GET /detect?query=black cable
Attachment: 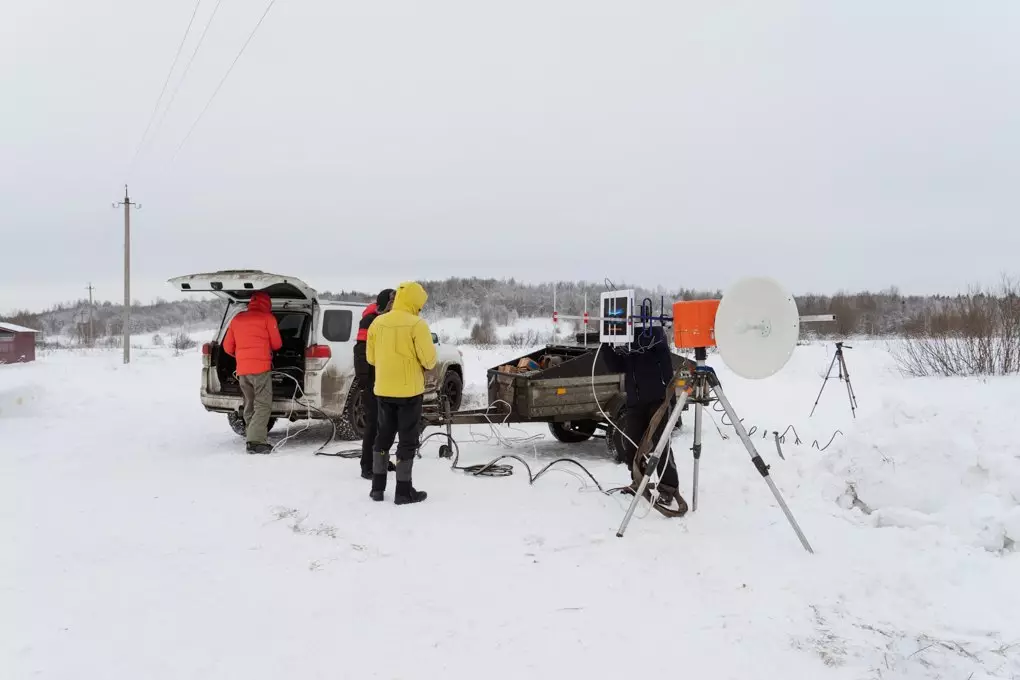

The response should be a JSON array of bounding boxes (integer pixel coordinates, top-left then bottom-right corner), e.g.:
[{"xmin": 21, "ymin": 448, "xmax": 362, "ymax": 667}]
[
  {"xmin": 128, "ymin": 0, "xmax": 204, "ymax": 172},
  {"xmin": 711, "ymin": 402, "xmax": 844, "ymax": 451},
  {"xmin": 418, "ymin": 428, "xmax": 630, "ymax": 495},
  {"xmin": 172, "ymin": 0, "xmax": 279, "ymax": 161},
  {"xmin": 812, "ymin": 430, "xmax": 844, "ymax": 451},
  {"xmin": 144, "ymin": 0, "xmax": 226, "ymax": 156}
]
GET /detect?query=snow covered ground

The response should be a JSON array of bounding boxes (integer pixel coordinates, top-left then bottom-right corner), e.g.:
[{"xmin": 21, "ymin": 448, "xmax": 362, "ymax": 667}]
[{"xmin": 2, "ymin": 336, "xmax": 1019, "ymax": 679}]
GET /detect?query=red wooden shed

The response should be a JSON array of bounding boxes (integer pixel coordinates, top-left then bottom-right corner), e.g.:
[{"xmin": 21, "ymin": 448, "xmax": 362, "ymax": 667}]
[{"xmin": 0, "ymin": 322, "xmax": 41, "ymax": 363}]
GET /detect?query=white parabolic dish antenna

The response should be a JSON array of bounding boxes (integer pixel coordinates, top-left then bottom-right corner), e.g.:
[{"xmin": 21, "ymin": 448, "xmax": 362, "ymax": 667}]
[{"xmin": 714, "ymin": 277, "xmax": 800, "ymax": 380}]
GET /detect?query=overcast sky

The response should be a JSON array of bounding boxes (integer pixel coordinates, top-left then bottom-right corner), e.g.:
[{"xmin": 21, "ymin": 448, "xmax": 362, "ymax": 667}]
[{"xmin": 2, "ymin": 0, "xmax": 1018, "ymax": 313}]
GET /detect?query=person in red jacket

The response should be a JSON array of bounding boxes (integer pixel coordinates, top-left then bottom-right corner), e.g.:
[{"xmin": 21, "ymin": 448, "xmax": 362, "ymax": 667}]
[{"xmin": 223, "ymin": 291, "xmax": 282, "ymax": 454}]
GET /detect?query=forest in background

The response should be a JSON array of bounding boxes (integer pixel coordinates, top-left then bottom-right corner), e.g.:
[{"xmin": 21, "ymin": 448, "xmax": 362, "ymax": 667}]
[
  {"xmin": 5, "ymin": 276, "xmax": 1020, "ymax": 376},
  {"xmin": 0, "ymin": 276, "xmax": 1004, "ymax": 342}
]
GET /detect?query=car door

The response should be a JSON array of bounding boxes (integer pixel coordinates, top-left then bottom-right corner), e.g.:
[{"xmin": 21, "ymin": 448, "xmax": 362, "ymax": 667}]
[{"xmin": 316, "ymin": 305, "xmax": 359, "ymax": 416}]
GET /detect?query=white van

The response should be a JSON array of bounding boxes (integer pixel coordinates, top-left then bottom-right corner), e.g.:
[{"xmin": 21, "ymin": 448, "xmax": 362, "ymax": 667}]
[{"xmin": 167, "ymin": 270, "xmax": 464, "ymax": 440}]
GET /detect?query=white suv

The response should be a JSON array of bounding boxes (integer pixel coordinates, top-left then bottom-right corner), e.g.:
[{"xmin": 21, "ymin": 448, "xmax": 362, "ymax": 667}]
[{"xmin": 168, "ymin": 270, "xmax": 464, "ymax": 440}]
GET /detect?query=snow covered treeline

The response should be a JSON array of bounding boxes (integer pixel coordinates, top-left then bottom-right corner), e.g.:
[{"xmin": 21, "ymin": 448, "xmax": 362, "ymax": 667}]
[{"xmin": 4, "ymin": 277, "xmax": 1020, "ymax": 353}]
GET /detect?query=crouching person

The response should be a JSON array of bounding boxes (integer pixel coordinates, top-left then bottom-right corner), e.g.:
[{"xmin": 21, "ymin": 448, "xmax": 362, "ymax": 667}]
[
  {"xmin": 223, "ymin": 291, "xmax": 283, "ymax": 454},
  {"xmin": 602, "ymin": 325, "xmax": 687, "ymax": 513},
  {"xmin": 365, "ymin": 281, "xmax": 436, "ymax": 504},
  {"xmin": 353, "ymin": 288, "xmax": 395, "ymax": 479}
]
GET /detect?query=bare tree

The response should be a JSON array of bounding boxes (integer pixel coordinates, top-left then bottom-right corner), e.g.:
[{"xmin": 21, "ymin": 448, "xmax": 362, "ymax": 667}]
[{"xmin": 892, "ymin": 278, "xmax": 1020, "ymax": 377}]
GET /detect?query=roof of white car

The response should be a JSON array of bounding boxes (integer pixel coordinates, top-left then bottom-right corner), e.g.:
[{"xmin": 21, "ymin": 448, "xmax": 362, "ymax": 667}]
[{"xmin": 320, "ymin": 300, "xmax": 369, "ymax": 307}]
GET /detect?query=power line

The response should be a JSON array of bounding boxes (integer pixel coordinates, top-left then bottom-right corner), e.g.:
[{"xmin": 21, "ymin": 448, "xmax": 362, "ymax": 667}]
[
  {"xmin": 172, "ymin": 0, "xmax": 279, "ymax": 162},
  {"xmin": 145, "ymin": 0, "xmax": 226, "ymax": 157},
  {"xmin": 127, "ymin": 0, "xmax": 205, "ymax": 173}
]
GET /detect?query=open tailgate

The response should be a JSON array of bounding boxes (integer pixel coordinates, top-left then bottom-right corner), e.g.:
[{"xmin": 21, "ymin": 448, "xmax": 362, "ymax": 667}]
[{"xmin": 167, "ymin": 270, "xmax": 317, "ymax": 302}]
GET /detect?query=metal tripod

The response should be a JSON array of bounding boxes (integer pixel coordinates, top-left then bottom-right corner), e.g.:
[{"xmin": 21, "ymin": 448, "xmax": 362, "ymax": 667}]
[
  {"xmin": 616, "ymin": 348, "xmax": 814, "ymax": 553},
  {"xmin": 809, "ymin": 341, "xmax": 858, "ymax": 419}
]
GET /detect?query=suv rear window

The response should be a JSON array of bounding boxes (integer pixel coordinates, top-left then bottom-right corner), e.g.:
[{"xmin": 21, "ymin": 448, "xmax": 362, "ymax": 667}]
[{"xmin": 322, "ymin": 310, "xmax": 353, "ymax": 342}]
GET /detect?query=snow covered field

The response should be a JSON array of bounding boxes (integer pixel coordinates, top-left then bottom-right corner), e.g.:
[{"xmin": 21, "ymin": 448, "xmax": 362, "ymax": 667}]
[{"xmin": 3, "ymin": 337, "xmax": 1019, "ymax": 679}]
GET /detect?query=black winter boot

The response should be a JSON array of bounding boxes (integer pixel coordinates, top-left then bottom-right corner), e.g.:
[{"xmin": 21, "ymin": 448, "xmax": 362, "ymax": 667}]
[
  {"xmin": 246, "ymin": 442, "xmax": 273, "ymax": 454},
  {"xmin": 369, "ymin": 474, "xmax": 386, "ymax": 501},
  {"xmin": 394, "ymin": 480, "xmax": 427, "ymax": 505}
]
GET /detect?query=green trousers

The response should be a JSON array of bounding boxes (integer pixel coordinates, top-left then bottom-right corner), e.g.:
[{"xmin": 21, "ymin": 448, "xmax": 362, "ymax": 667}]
[{"xmin": 238, "ymin": 371, "xmax": 273, "ymax": 444}]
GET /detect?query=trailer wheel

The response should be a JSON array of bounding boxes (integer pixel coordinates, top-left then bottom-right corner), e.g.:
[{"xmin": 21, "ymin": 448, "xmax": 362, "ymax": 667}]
[
  {"xmin": 441, "ymin": 370, "xmax": 464, "ymax": 412},
  {"xmin": 548, "ymin": 420, "xmax": 597, "ymax": 443}
]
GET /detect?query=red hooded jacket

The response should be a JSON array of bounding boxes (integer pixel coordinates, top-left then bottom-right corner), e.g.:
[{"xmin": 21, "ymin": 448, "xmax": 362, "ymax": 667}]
[
  {"xmin": 356, "ymin": 303, "xmax": 378, "ymax": 342},
  {"xmin": 223, "ymin": 292, "xmax": 283, "ymax": 375}
]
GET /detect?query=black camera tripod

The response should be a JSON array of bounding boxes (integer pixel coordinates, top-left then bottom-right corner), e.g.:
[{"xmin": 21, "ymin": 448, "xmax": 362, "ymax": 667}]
[{"xmin": 810, "ymin": 341, "xmax": 858, "ymax": 419}]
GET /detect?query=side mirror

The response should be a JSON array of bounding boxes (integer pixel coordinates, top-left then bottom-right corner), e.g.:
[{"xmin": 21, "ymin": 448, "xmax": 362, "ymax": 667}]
[{"xmin": 431, "ymin": 332, "xmax": 439, "ymax": 345}]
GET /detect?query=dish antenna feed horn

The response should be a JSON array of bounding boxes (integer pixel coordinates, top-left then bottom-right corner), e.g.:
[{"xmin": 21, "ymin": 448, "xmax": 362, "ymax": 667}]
[{"xmin": 616, "ymin": 276, "xmax": 815, "ymax": 554}]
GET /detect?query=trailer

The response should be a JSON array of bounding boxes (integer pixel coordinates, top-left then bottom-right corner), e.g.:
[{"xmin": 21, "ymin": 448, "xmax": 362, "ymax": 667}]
[{"xmin": 422, "ymin": 339, "xmax": 694, "ymax": 459}]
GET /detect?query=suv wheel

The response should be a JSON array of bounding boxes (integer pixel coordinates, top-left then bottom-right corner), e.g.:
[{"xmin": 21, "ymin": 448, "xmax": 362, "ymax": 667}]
[
  {"xmin": 346, "ymin": 383, "xmax": 366, "ymax": 440},
  {"xmin": 227, "ymin": 411, "xmax": 276, "ymax": 437},
  {"xmin": 336, "ymin": 380, "xmax": 363, "ymax": 442}
]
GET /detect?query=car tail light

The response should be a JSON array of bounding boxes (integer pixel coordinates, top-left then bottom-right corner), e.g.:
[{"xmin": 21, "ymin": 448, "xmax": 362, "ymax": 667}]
[
  {"xmin": 201, "ymin": 342, "xmax": 212, "ymax": 367},
  {"xmin": 305, "ymin": 344, "xmax": 331, "ymax": 370},
  {"xmin": 305, "ymin": 345, "xmax": 331, "ymax": 359}
]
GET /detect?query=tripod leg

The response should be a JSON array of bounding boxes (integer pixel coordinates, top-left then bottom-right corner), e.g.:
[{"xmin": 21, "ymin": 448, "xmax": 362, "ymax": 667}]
[
  {"xmin": 616, "ymin": 391, "xmax": 689, "ymax": 538},
  {"xmin": 692, "ymin": 400, "xmax": 703, "ymax": 512},
  {"xmin": 711, "ymin": 381, "xmax": 814, "ymax": 554},
  {"xmin": 809, "ymin": 351, "xmax": 839, "ymax": 418},
  {"xmin": 840, "ymin": 355, "xmax": 858, "ymax": 418}
]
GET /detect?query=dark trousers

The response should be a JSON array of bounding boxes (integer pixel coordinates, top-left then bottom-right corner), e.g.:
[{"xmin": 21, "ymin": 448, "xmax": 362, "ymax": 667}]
[
  {"xmin": 373, "ymin": 395, "xmax": 423, "ymax": 482},
  {"xmin": 623, "ymin": 399, "xmax": 680, "ymax": 489},
  {"xmin": 359, "ymin": 383, "xmax": 379, "ymax": 474}
]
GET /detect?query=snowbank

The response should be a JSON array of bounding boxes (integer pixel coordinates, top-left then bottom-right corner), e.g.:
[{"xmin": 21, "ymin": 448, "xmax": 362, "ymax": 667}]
[{"xmin": 818, "ymin": 380, "xmax": 1020, "ymax": 552}]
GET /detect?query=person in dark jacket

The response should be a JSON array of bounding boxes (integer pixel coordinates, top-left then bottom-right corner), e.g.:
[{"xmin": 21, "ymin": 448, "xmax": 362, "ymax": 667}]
[
  {"xmin": 353, "ymin": 288, "xmax": 395, "ymax": 478},
  {"xmin": 601, "ymin": 325, "xmax": 686, "ymax": 510}
]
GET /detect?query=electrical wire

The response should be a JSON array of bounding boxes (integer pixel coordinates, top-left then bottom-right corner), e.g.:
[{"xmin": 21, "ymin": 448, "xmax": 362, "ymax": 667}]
[
  {"xmin": 172, "ymin": 0, "xmax": 279, "ymax": 161},
  {"xmin": 127, "ymin": 0, "xmax": 204, "ymax": 173},
  {"xmin": 467, "ymin": 399, "xmax": 545, "ymax": 449},
  {"xmin": 141, "ymin": 0, "xmax": 226, "ymax": 159},
  {"xmin": 419, "ymin": 426, "xmax": 612, "ymax": 494},
  {"xmin": 265, "ymin": 370, "xmax": 337, "ymax": 454},
  {"xmin": 710, "ymin": 402, "xmax": 845, "ymax": 451}
]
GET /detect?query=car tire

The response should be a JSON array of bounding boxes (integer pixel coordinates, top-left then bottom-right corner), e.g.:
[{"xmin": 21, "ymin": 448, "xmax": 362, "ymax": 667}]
[
  {"xmin": 441, "ymin": 370, "xmax": 464, "ymax": 412},
  {"xmin": 227, "ymin": 411, "xmax": 276, "ymax": 437},
  {"xmin": 336, "ymin": 380, "xmax": 363, "ymax": 442},
  {"xmin": 548, "ymin": 420, "xmax": 597, "ymax": 443}
]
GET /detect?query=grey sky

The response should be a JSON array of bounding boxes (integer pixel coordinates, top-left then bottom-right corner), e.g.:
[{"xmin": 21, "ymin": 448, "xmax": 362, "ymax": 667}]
[{"xmin": 2, "ymin": 0, "xmax": 1018, "ymax": 314}]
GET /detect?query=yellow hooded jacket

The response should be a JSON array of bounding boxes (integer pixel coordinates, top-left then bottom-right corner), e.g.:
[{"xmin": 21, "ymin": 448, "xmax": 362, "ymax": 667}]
[{"xmin": 366, "ymin": 281, "xmax": 437, "ymax": 398}]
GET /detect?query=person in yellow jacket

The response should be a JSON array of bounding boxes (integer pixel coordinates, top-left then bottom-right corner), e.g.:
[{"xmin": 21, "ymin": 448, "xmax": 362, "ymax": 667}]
[{"xmin": 366, "ymin": 281, "xmax": 437, "ymax": 504}]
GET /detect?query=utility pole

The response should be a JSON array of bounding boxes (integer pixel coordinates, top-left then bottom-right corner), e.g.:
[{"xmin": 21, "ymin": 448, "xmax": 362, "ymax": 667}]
[
  {"xmin": 86, "ymin": 283, "xmax": 95, "ymax": 347},
  {"xmin": 113, "ymin": 185, "xmax": 141, "ymax": 364}
]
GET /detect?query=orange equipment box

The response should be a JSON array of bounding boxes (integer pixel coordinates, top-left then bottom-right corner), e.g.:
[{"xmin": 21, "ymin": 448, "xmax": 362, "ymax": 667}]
[{"xmin": 672, "ymin": 300, "xmax": 720, "ymax": 349}]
